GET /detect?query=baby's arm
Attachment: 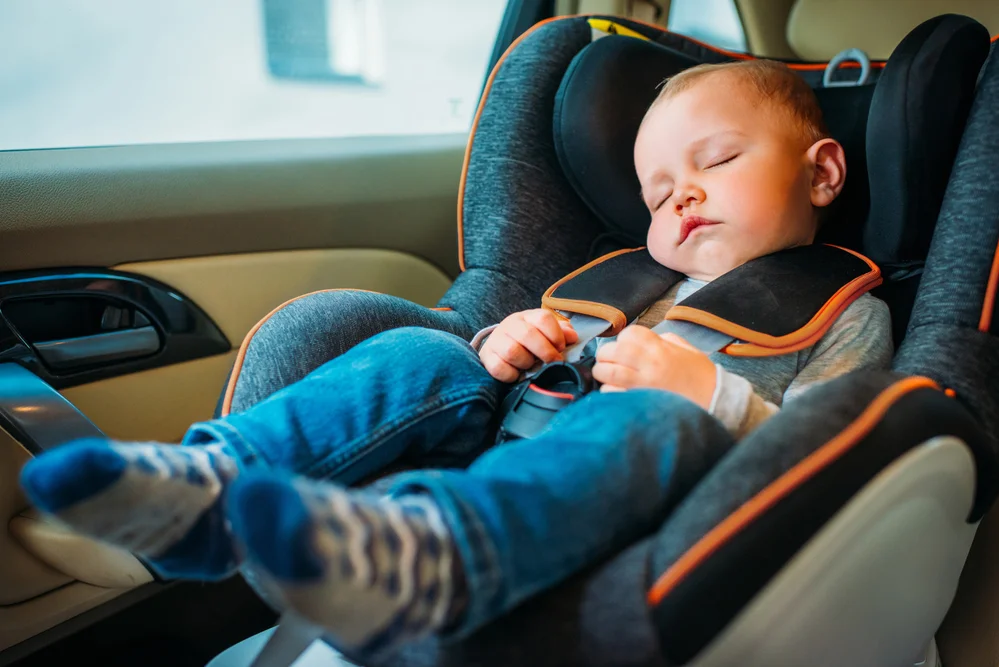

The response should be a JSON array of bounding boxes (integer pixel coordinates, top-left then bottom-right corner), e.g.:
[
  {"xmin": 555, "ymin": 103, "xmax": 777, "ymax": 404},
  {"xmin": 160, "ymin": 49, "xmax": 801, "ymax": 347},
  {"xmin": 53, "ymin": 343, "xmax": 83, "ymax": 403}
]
[{"xmin": 713, "ymin": 294, "xmax": 894, "ymax": 439}]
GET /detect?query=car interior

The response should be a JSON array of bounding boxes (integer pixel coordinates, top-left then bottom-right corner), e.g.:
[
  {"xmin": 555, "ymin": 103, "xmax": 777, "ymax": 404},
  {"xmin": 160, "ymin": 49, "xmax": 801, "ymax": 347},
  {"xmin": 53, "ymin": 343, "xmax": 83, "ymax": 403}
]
[{"xmin": 2, "ymin": 1, "xmax": 999, "ymax": 667}]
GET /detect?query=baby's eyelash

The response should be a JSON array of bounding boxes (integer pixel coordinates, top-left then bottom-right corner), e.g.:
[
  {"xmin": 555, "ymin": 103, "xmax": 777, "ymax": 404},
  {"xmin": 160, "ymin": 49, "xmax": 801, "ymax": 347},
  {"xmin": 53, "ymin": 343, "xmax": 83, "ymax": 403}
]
[
  {"xmin": 708, "ymin": 154, "xmax": 738, "ymax": 169},
  {"xmin": 653, "ymin": 192, "xmax": 672, "ymax": 212}
]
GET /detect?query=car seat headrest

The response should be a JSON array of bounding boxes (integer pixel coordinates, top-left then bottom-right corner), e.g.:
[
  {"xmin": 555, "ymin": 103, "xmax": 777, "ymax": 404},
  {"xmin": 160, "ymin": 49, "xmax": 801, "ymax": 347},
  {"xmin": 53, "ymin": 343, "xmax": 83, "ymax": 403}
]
[
  {"xmin": 863, "ymin": 14, "xmax": 990, "ymax": 268},
  {"xmin": 553, "ymin": 15, "xmax": 990, "ymax": 267}
]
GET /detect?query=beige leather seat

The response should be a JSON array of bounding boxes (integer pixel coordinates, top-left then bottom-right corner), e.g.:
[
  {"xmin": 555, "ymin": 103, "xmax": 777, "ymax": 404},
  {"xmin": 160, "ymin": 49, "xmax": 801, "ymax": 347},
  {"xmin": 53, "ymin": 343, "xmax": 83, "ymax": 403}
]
[{"xmin": 786, "ymin": 0, "xmax": 998, "ymax": 61}]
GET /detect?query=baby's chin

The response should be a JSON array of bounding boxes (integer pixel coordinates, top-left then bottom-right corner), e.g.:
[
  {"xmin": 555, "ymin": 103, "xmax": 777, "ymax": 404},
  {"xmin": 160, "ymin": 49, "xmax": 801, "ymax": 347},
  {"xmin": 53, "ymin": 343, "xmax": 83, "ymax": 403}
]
[{"xmin": 647, "ymin": 241, "xmax": 740, "ymax": 282}]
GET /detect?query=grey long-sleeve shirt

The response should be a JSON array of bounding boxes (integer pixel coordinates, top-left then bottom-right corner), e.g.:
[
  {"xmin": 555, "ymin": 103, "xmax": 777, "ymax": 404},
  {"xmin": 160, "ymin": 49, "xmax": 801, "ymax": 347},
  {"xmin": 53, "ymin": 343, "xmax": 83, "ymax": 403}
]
[{"xmin": 471, "ymin": 279, "xmax": 894, "ymax": 440}]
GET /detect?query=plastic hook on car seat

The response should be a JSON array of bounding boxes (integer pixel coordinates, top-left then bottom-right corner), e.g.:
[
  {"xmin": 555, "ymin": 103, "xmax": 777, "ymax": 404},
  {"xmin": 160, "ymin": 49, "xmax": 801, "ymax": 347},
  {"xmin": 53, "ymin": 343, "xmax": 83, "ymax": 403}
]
[{"xmin": 823, "ymin": 48, "xmax": 872, "ymax": 87}]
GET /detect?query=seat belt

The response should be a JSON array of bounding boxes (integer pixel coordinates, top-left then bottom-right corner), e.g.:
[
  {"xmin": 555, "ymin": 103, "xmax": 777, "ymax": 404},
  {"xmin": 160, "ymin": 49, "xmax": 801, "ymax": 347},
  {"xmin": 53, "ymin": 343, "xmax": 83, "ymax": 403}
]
[{"xmin": 563, "ymin": 312, "xmax": 735, "ymax": 362}]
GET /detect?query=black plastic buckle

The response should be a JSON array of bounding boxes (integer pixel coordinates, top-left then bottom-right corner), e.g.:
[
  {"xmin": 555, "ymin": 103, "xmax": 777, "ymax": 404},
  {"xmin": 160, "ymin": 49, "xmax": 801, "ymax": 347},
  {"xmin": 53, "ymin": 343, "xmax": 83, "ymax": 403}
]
[{"xmin": 495, "ymin": 358, "xmax": 598, "ymax": 444}]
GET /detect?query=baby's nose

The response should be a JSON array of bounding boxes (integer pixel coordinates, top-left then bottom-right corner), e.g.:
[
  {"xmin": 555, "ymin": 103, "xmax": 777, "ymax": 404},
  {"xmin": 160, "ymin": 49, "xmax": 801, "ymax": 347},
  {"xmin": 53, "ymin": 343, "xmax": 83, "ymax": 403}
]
[{"xmin": 675, "ymin": 194, "xmax": 699, "ymax": 214}]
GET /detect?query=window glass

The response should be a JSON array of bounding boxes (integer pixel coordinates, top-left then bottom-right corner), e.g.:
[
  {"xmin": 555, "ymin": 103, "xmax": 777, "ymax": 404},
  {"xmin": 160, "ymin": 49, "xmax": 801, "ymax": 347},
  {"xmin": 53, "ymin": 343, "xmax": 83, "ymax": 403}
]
[
  {"xmin": 0, "ymin": 0, "xmax": 508, "ymax": 151},
  {"xmin": 668, "ymin": 0, "xmax": 748, "ymax": 53}
]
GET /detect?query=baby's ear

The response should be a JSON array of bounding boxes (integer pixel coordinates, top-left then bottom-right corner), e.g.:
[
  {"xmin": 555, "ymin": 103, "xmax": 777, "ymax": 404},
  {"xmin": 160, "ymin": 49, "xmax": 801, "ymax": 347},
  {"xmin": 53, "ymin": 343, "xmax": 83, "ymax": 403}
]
[{"xmin": 808, "ymin": 138, "xmax": 847, "ymax": 208}]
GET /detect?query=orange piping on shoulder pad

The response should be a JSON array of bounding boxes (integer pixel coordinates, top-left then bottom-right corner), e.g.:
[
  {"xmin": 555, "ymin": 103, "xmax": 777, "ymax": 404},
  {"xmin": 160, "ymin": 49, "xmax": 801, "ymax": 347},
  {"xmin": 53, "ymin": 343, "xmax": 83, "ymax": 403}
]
[{"xmin": 541, "ymin": 247, "xmax": 646, "ymax": 336}]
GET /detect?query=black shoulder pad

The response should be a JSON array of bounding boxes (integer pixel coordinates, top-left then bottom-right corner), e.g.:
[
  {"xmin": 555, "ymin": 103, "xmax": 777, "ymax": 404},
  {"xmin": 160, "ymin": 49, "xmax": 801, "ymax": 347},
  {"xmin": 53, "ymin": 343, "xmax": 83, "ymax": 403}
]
[{"xmin": 543, "ymin": 248, "xmax": 683, "ymax": 335}]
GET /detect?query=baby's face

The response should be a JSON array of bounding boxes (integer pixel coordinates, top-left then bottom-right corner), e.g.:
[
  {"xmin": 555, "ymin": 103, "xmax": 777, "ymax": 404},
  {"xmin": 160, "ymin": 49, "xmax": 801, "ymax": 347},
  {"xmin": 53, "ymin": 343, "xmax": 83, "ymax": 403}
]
[{"xmin": 634, "ymin": 72, "xmax": 823, "ymax": 281}]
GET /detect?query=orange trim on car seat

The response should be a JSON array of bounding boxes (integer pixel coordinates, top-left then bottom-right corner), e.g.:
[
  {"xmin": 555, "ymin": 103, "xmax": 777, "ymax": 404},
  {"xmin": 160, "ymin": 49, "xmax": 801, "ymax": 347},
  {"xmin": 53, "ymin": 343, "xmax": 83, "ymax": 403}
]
[
  {"xmin": 666, "ymin": 245, "xmax": 881, "ymax": 356},
  {"xmin": 541, "ymin": 246, "xmax": 646, "ymax": 335},
  {"xmin": 646, "ymin": 375, "xmax": 940, "ymax": 607},
  {"xmin": 457, "ymin": 16, "xmax": 563, "ymax": 273},
  {"xmin": 220, "ymin": 289, "xmax": 381, "ymax": 417},
  {"xmin": 979, "ymin": 238, "xmax": 999, "ymax": 332}
]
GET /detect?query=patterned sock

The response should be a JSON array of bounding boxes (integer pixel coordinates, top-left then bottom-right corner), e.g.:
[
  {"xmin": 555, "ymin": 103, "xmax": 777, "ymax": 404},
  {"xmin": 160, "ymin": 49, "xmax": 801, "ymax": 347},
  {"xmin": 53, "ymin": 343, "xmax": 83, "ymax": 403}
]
[
  {"xmin": 19, "ymin": 437, "xmax": 240, "ymax": 580},
  {"xmin": 226, "ymin": 472, "xmax": 462, "ymax": 656}
]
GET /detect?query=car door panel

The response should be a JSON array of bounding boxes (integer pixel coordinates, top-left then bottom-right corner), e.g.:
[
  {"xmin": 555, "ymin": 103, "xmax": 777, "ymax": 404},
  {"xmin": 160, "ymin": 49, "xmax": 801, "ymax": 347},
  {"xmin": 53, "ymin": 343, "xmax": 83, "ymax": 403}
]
[
  {"xmin": 0, "ymin": 136, "xmax": 463, "ymax": 277},
  {"xmin": 63, "ymin": 248, "xmax": 451, "ymax": 442},
  {"xmin": 0, "ymin": 137, "xmax": 460, "ymax": 656}
]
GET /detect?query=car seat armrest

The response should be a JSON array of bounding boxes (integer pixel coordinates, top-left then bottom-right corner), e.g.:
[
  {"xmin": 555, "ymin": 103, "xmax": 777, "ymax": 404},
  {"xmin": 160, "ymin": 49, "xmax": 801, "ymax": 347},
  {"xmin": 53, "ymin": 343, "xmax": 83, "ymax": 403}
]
[{"xmin": 646, "ymin": 369, "xmax": 990, "ymax": 662}]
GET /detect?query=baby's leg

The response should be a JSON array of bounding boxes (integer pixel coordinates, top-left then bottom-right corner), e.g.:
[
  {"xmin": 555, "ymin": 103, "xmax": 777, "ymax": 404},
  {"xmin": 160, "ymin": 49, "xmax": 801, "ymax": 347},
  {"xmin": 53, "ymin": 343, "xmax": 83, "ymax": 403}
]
[
  {"xmin": 224, "ymin": 389, "xmax": 735, "ymax": 656},
  {"xmin": 20, "ymin": 327, "xmax": 504, "ymax": 580}
]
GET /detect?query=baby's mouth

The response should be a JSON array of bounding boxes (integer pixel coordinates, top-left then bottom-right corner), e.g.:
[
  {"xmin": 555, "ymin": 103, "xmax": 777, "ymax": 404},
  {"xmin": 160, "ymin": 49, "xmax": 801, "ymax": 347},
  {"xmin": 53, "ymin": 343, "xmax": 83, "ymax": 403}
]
[{"xmin": 678, "ymin": 216, "xmax": 720, "ymax": 244}]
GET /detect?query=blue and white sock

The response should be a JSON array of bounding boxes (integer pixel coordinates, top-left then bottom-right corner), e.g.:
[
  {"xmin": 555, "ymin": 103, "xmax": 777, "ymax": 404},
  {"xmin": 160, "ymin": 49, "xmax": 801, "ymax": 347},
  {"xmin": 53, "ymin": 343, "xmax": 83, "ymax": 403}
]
[
  {"xmin": 19, "ymin": 437, "xmax": 241, "ymax": 580},
  {"xmin": 227, "ymin": 472, "xmax": 462, "ymax": 656}
]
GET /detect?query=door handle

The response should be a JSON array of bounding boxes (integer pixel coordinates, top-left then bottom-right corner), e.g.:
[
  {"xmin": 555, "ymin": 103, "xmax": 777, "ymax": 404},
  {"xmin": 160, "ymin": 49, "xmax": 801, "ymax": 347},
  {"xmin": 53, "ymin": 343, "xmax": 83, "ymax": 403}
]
[{"xmin": 34, "ymin": 326, "xmax": 161, "ymax": 372}]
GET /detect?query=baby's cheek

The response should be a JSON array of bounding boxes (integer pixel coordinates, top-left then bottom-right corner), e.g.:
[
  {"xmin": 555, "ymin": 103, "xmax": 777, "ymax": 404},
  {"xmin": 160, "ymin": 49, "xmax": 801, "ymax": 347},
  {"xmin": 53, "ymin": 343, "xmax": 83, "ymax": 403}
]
[{"xmin": 646, "ymin": 222, "xmax": 675, "ymax": 265}]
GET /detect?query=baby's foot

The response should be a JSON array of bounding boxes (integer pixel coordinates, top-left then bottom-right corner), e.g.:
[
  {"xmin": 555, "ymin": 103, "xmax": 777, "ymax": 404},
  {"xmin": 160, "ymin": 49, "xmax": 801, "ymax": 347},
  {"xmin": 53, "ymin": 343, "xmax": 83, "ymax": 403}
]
[
  {"xmin": 227, "ymin": 472, "xmax": 460, "ymax": 656},
  {"xmin": 19, "ymin": 437, "xmax": 240, "ymax": 580}
]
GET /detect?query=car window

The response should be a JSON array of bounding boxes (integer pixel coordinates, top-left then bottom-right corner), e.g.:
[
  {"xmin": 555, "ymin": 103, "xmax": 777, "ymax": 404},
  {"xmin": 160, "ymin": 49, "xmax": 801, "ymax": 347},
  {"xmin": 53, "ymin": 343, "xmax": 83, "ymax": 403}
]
[
  {"xmin": 0, "ymin": 0, "xmax": 509, "ymax": 151},
  {"xmin": 668, "ymin": 0, "xmax": 747, "ymax": 53}
]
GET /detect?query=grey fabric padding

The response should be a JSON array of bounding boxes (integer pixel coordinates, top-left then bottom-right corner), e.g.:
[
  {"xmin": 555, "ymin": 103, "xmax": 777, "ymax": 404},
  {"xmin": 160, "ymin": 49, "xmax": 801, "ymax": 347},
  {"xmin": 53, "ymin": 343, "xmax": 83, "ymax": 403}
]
[
  {"xmin": 227, "ymin": 291, "xmax": 474, "ymax": 414},
  {"xmin": 436, "ymin": 267, "xmax": 541, "ymax": 335},
  {"xmin": 894, "ymin": 48, "xmax": 999, "ymax": 460},
  {"xmin": 894, "ymin": 326, "xmax": 999, "ymax": 460},
  {"xmin": 646, "ymin": 371, "xmax": 897, "ymax": 581},
  {"xmin": 457, "ymin": 17, "xmax": 604, "ymax": 301},
  {"xmin": 902, "ymin": 47, "xmax": 999, "ymax": 333}
]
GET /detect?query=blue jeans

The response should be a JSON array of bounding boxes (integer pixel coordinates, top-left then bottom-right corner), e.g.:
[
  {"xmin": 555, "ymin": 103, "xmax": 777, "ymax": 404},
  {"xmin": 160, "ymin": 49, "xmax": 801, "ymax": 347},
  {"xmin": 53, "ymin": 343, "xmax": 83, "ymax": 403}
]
[{"xmin": 187, "ymin": 327, "xmax": 735, "ymax": 637}]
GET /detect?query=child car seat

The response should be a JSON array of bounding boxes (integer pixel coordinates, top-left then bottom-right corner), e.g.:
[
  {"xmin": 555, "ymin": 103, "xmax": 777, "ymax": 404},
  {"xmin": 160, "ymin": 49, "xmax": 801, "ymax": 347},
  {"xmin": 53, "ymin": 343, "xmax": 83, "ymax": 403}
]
[{"xmin": 210, "ymin": 13, "xmax": 997, "ymax": 667}]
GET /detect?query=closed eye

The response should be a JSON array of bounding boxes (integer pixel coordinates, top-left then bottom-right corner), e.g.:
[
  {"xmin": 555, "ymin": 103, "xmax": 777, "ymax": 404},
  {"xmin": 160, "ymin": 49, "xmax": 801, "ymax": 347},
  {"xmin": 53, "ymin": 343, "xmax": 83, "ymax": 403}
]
[
  {"xmin": 651, "ymin": 191, "xmax": 673, "ymax": 213},
  {"xmin": 707, "ymin": 154, "xmax": 738, "ymax": 169}
]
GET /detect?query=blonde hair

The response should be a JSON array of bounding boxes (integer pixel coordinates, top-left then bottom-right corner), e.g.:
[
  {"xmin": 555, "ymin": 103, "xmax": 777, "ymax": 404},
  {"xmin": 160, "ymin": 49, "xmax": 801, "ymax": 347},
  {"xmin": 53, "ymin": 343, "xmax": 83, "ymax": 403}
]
[{"xmin": 648, "ymin": 59, "xmax": 829, "ymax": 147}]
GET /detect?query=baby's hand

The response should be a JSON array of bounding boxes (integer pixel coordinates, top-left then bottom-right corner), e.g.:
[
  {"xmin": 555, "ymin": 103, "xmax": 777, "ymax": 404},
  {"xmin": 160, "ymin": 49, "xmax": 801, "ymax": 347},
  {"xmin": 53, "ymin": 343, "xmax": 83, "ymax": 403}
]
[
  {"xmin": 479, "ymin": 309, "xmax": 579, "ymax": 383},
  {"xmin": 593, "ymin": 326, "xmax": 717, "ymax": 409}
]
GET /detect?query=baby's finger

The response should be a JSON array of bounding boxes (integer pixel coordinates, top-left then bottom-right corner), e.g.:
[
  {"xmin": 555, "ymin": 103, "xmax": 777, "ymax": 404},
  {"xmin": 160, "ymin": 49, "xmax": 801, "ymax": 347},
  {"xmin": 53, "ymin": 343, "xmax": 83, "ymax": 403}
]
[
  {"xmin": 592, "ymin": 360, "xmax": 639, "ymax": 389},
  {"xmin": 558, "ymin": 319, "xmax": 579, "ymax": 345},
  {"xmin": 599, "ymin": 384, "xmax": 627, "ymax": 393},
  {"xmin": 594, "ymin": 338, "xmax": 644, "ymax": 369},
  {"xmin": 523, "ymin": 309, "xmax": 568, "ymax": 351},
  {"xmin": 489, "ymin": 330, "xmax": 539, "ymax": 369},
  {"xmin": 480, "ymin": 349, "xmax": 521, "ymax": 383},
  {"xmin": 508, "ymin": 317, "xmax": 562, "ymax": 363}
]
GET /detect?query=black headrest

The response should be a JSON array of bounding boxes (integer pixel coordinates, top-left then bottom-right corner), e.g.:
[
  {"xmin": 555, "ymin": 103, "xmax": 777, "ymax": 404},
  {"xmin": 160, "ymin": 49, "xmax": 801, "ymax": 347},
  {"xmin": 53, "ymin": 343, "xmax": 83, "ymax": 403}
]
[{"xmin": 553, "ymin": 15, "xmax": 990, "ymax": 266}]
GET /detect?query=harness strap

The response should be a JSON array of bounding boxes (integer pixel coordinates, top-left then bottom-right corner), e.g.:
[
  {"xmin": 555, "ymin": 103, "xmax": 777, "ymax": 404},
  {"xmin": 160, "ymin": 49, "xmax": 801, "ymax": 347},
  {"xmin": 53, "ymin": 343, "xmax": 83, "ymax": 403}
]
[{"xmin": 564, "ymin": 313, "xmax": 735, "ymax": 362}]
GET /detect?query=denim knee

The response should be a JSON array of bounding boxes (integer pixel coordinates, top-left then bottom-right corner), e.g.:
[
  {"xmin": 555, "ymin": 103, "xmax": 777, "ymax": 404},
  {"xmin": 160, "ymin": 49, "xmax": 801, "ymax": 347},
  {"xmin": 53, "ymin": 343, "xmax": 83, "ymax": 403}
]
[
  {"xmin": 360, "ymin": 326, "xmax": 486, "ymax": 374},
  {"xmin": 546, "ymin": 389, "xmax": 711, "ymax": 434}
]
